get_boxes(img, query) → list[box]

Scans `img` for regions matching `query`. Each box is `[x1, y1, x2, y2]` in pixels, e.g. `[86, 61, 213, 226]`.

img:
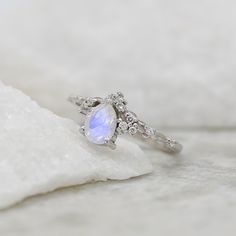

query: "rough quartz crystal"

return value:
[0, 82, 153, 209]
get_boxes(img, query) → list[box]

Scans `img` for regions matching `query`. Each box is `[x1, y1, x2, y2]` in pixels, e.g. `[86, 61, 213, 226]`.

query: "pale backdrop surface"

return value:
[0, 1, 236, 236]
[0, 0, 235, 128]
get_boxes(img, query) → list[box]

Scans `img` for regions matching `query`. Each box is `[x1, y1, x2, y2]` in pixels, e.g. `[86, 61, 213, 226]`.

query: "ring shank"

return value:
[135, 131, 182, 154]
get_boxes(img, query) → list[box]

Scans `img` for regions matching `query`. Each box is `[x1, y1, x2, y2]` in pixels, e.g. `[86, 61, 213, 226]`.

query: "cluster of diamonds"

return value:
[105, 92, 157, 139]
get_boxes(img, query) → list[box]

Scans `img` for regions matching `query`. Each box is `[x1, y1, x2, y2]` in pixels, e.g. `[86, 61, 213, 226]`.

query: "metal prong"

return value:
[117, 118, 123, 123]
[68, 95, 84, 106]
[104, 139, 116, 150]
[79, 126, 85, 136]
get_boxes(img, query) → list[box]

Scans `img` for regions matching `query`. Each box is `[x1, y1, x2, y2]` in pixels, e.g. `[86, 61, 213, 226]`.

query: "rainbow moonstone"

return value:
[85, 103, 117, 144]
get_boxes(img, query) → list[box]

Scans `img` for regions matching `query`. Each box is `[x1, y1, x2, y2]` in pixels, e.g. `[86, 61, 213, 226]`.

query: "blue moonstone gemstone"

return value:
[85, 103, 117, 144]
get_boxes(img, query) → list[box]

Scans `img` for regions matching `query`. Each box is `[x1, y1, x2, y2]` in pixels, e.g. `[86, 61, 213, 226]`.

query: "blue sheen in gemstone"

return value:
[85, 103, 117, 144]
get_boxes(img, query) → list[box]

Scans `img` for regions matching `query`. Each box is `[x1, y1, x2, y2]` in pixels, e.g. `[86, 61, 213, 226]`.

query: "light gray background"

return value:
[0, 0, 236, 128]
[0, 1, 236, 236]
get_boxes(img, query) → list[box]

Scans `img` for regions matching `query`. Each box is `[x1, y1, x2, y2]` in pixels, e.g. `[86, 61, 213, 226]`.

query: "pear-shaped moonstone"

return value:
[85, 103, 117, 144]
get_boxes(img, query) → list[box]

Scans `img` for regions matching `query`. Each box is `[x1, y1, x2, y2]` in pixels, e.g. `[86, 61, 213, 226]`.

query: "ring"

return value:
[68, 92, 183, 154]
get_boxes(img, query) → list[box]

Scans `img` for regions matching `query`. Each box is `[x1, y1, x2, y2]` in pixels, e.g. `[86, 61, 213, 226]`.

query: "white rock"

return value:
[0, 131, 235, 236]
[0, 81, 152, 209]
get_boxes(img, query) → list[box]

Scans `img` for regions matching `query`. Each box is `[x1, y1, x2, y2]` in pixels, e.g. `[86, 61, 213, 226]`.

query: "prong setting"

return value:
[79, 126, 85, 135]
[104, 139, 116, 150]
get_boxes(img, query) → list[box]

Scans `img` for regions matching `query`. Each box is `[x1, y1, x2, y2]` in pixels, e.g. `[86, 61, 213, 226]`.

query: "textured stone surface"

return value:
[0, 81, 152, 209]
[0, 131, 235, 236]
[0, 0, 236, 128]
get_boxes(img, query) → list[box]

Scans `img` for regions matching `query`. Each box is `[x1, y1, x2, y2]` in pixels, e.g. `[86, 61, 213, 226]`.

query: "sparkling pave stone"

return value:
[85, 103, 117, 144]
[129, 127, 137, 135]
[145, 126, 155, 137]
[119, 121, 128, 131]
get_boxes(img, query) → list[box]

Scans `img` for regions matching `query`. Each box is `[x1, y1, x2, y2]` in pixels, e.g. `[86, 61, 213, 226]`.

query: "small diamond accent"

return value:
[116, 127, 123, 135]
[145, 126, 155, 137]
[119, 121, 128, 131]
[107, 92, 128, 113]
[117, 104, 125, 112]
[128, 122, 133, 127]
[129, 127, 137, 135]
